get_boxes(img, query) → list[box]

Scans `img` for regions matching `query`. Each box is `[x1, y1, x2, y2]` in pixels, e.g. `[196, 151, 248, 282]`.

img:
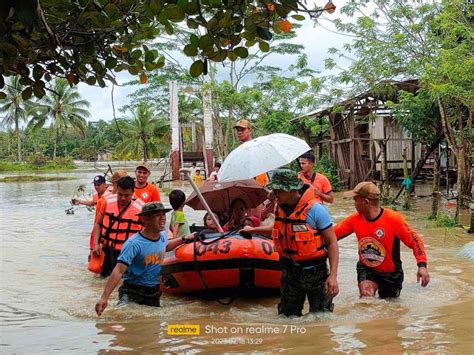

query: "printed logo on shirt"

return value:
[144, 252, 164, 267]
[142, 192, 149, 199]
[359, 237, 386, 267]
[374, 227, 385, 239]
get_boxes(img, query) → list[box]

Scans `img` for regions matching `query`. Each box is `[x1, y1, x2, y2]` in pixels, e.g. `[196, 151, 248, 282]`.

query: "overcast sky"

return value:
[78, 0, 354, 122]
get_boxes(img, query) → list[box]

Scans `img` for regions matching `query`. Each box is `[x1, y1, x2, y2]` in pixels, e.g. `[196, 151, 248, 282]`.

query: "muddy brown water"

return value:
[0, 170, 473, 353]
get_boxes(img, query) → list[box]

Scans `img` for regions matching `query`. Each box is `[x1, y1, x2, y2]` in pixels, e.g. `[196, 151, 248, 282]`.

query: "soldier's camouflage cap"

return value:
[266, 169, 303, 192]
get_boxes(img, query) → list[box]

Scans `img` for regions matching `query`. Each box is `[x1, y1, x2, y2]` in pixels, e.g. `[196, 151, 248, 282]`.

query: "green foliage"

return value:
[114, 103, 170, 161]
[0, 0, 336, 96]
[325, 0, 439, 97]
[388, 89, 440, 144]
[0, 158, 76, 172]
[314, 154, 341, 192]
[0, 76, 35, 161]
[28, 78, 90, 158]
[428, 212, 459, 228]
[0, 175, 76, 182]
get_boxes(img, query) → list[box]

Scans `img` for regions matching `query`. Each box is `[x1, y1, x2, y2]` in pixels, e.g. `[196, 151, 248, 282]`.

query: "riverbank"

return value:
[0, 175, 77, 183]
[0, 160, 76, 172]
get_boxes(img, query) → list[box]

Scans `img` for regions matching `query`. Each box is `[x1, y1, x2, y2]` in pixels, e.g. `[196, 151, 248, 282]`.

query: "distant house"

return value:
[292, 80, 433, 188]
[97, 150, 113, 161]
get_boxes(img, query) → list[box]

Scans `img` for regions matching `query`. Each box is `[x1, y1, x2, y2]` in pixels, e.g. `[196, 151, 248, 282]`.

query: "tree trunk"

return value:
[455, 152, 465, 223]
[394, 133, 444, 201]
[53, 130, 58, 160]
[15, 121, 22, 162]
[431, 148, 441, 219]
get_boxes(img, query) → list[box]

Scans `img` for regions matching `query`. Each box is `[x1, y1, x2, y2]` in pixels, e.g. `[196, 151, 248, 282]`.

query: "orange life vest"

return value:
[99, 197, 144, 251]
[272, 188, 327, 262]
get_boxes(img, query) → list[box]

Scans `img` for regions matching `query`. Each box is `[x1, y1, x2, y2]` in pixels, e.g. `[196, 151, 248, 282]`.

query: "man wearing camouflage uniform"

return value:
[267, 169, 339, 316]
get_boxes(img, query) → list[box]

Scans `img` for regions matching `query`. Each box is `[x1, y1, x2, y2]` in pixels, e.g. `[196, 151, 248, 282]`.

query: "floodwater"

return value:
[0, 170, 473, 353]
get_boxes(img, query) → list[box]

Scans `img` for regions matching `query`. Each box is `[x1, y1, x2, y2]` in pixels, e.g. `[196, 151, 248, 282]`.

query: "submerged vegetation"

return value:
[0, 175, 76, 183]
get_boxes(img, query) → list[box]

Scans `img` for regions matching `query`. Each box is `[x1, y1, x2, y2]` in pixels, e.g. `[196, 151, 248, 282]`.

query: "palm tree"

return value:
[0, 76, 34, 161]
[115, 103, 170, 161]
[29, 79, 90, 159]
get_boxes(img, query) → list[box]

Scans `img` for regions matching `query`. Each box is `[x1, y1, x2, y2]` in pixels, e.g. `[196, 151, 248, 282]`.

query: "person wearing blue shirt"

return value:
[95, 202, 195, 316]
[241, 169, 339, 316]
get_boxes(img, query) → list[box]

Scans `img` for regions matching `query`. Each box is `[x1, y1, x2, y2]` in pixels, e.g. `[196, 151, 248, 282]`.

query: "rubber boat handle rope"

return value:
[180, 169, 224, 233]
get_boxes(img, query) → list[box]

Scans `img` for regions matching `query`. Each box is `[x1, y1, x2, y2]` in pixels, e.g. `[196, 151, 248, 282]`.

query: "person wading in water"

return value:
[95, 202, 195, 315]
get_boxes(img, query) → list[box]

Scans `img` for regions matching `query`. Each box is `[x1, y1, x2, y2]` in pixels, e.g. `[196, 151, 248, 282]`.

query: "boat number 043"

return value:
[194, 240, 276, 256]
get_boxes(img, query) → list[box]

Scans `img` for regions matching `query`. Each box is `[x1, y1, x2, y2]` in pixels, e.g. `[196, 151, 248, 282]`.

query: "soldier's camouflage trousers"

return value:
[278, 262, 334, 317]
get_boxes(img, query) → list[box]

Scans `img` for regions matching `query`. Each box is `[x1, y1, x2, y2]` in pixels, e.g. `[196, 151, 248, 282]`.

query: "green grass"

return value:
[426, 212, 460, 228]
[0, 160, 77, 172]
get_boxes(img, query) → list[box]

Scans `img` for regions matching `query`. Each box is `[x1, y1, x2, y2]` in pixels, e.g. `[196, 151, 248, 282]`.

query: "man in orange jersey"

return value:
[298, 151, 334, 204]
[334, 182, 430, 298]
[134, 162, 161, 203]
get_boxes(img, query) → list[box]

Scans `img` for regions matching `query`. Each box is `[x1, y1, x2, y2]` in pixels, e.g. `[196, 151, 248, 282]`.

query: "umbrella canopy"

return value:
[217, 133, 310, 182]
[185, 179, 268, 212]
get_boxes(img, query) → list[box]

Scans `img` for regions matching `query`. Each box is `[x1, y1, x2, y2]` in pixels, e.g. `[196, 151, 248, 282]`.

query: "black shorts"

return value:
[356, 262, 404, 298]
[100, 246, 121, 277]
[118, 281, 161, 307]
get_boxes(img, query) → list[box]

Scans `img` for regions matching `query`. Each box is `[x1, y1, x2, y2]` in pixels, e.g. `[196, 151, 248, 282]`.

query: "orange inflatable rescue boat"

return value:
[161, 230, 281, 295]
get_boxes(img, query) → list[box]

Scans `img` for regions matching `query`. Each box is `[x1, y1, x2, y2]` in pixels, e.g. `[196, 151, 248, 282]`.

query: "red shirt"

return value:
[334, 208, 427, 273]
[298, 172, 332, 204]
[134, 183, 161, 203]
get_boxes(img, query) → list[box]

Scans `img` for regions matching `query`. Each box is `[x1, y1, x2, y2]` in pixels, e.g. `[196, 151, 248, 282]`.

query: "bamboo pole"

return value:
[181, 169, 224, 232]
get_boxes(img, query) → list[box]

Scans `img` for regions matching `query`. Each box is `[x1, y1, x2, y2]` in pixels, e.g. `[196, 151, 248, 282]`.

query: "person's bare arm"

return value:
[95, 263, 127, 316]
[241, 225, 273, 236]
[166, 233, 195, 251]
[72, 198, 95, 207]
[92, 204, 106, 255]
[320, 226, 339, 297]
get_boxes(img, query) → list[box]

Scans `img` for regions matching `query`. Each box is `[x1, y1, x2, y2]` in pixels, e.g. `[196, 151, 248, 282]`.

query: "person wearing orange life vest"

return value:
[71, 175, 112, 251]
[334, 182, 430, 298]
[134, 162, 161, 203]
[298, 151, 334, 204]
[93, 176, 144, 277]
[243, 169, 339, 316]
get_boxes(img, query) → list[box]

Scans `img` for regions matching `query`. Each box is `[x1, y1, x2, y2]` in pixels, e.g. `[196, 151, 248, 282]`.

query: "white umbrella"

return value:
[217, 133, 311, 182]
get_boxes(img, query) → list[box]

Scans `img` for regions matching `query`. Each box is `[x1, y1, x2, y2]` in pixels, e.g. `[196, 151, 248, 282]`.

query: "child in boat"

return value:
[203, 212, 220, 232]
[169, 189, 191, 239]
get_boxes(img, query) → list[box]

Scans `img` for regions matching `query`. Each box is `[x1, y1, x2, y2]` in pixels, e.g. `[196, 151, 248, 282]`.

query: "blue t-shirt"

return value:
[117, 231, 168, 287]
[305, 203, 333, 231]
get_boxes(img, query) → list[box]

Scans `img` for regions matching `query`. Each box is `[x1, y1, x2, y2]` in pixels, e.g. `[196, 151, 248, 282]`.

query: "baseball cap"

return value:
[93, 175, 106, 184]
[343, 181, 381, 199]
[234, 119, 251, 129]
[266, 169, 304, 192]
[136, 161, 151, 172]
[137, 202, 172, 216]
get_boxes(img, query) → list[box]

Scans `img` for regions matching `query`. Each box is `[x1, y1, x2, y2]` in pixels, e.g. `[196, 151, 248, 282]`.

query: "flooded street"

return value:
[1, 170, 473, 353]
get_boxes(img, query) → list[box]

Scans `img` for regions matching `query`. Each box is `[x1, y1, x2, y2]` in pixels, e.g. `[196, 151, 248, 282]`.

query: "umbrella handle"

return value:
[180, 169, 224, 233]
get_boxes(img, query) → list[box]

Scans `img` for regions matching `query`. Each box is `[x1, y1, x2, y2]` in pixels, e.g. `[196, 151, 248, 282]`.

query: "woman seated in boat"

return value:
[222, 198, 247, 232]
